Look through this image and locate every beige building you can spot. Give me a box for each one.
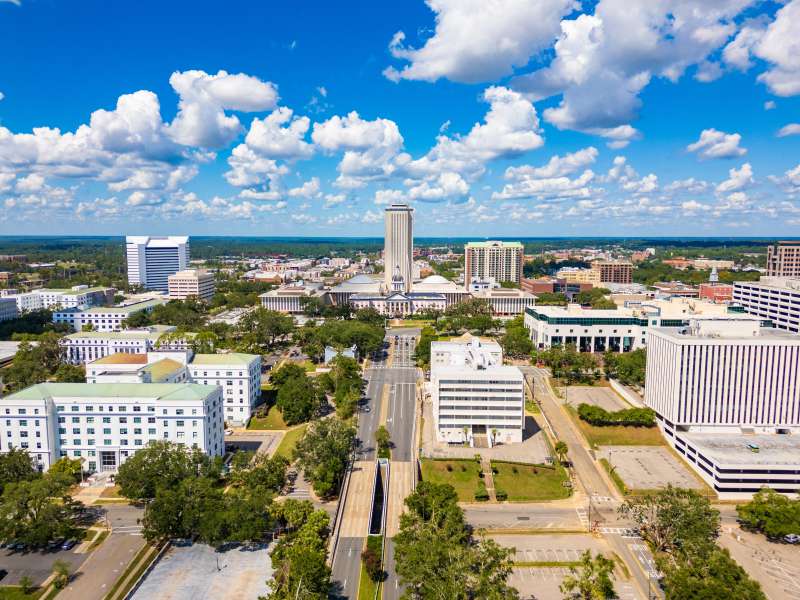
[555,267,601,285]
[766,241,800,277]
[384,204,414,293]
[168,269,215,302]
[464,241,523,289]
[591,260,633,284]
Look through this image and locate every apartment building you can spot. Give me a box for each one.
[766,240,800,277]
[430,337,524,446]
[126,236,190,291]
[590,260,633,284]
[0,382,224,472]
[52,299,166,332]
[733,277,800,333]
[1,285,115,312]
[464,241,523,289]
[187,354,261,426]
[645,317,800,497]
[0,297,17,322]
[555,267,602,285]
[168,269,215,302]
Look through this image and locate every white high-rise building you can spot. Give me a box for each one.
[126,236,190,291]
[645,316,800,497]
[0,382,224,472]
[430,336,524,446]
[733,277,800,333]
[464,241,523,289]
[384,204,413,293]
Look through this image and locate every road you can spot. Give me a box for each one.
[331,329,421,600]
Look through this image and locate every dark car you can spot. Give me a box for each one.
[9,542,26,552]
[47,539,65,551]
[61,539,77,551]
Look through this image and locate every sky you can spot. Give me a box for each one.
[0,0,799,238]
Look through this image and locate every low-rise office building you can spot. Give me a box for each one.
[1,285,115,312]
[52,299,166,332]
[733,277,800,333]
[430,337,524,446]
[472,287,536,316]
[524,297,732,353]
[0,382,224,472]
[60,325,187,364]
[168,269,215,302]
[259,282,326,314]
[645,317,800,497]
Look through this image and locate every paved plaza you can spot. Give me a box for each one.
[131,542,272,600]
[598,446,703,491]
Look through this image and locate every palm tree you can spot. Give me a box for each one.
[52,559,71,589]
[554,441,568,465]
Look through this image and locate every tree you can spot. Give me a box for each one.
[276,374,322,425]
[394,482,518,599]
[53,363,85,383]
[269,363,307,388]
[501,317,534,358]
[603,349,646,387]
[19,575,33,595]
[239,308,295,351]
[375,425,391,457]
[293,418,355,499]
[361,544,383,582]
[0,473,81,547]
[534,344,600,384]
[554,441,569,465]
[619,486,720,561]
[229,453,289,495]
[414,326,436,366]
[51,559,71,590]
[116,441,222,501]
[560,550,615,599]
[736,488,800,539]
[48,456,83,483]
[661,547,765,600]
[0,448,39,494]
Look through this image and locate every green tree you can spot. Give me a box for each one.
[560,550,615,600]
[276,374,322,425]
[534,344,600,384]
[48,456,84,483]
[53,363,85,383]
[293,418,355,499]
[554,441,569,465]
[115,441,222,501]
[501,319,534,358]
[269,362,307,388]
[239,308,295,351]
[603,349,646,387]
[736,488,800,539]
[661,547,765,600]
[51,559,71,589]
[19,575,33,595]
[375,425,391,457]
[0,448,39,494]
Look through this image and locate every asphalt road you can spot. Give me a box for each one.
[330,537,363,600]
[382,539,402,600]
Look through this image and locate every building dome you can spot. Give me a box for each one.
[420,275,449,284]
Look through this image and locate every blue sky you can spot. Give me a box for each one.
[1,0,799,237]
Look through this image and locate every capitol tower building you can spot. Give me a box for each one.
[383,204,413,294]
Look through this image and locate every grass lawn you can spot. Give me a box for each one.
[275,424,308,460]
[420,459,482,502]
[100,485,122,498]
[247,405,289,430]
[491,461,572,502]
[566,406,664,448]
[0,588,45,600]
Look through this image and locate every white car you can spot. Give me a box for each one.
[224,428,234,435]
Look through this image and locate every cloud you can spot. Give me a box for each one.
[687,128,747,159]
[167,70,278,148]
[777,124,800,138]
[362,209,382,224]
[240,108,312,160]
[504,146,597,179]
[492,169,595,201]
[407,171,469,202]
[374,189,406,205]
[764,100,776,110]
[288,177,321,198]
[716,162,753,193]
[15,173,45,193]
[753,0,800,97]
[511,1,750,139]
[384,0,577,83]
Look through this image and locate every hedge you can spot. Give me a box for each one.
[577,403,656,427]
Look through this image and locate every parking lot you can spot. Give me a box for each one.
[131,542,272,600]
[565,386,629,411]
[0,544,87,586]
[598,446,703,491]
[720,527,800,600]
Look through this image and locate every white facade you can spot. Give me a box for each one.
[126,236,190,291]
[168,269,215,302]
[733,277,800,333]
[473,288,536,316]
[53,299,166,332]
[1,286,114,312]
[645,317,800,497]
[384,204,413,293]
[60,325,186,365]
[259,282,325,314]
[0,382,224,472]
[430,337,524,446]
[0,297,17,322]
[187,354,261,426]
[350,291,446,316]
[86,352,190,384]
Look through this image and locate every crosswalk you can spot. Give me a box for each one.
[114,525,143,536]
[598,526,641,538]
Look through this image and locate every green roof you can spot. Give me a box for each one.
[65,330,160,340]
[464,241,523,248]
[4,382,216,402]
[191,353,258,365]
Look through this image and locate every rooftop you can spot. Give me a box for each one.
[93,353,148,365]
[142,358,185,380]
[465,240,523,248]
[3,382,216,402]
[191,353,259,365]
[680,432,800,467]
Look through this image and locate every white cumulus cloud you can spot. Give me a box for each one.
[687,128,747,159]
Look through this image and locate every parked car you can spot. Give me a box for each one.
[364,406,371,413]
[61,539,77,551]
[47,539,65,551]
[9,542,26,552]
[224,429,234,435]
[785,533,800,544]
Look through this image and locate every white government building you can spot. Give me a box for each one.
[645,316,800,498]
[84,351,261,426]
[126,235,190,291]
[1,285,115,312]
[430,336,524,446]
[52,299,166,332]
[0,382,224,472]
[733,277,800,333]
[60,325,189,364]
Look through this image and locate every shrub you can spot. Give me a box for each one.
[512,466,518,474]
[460,464,466,472]
[446,464,453,472]
[475,481,489,501]
[495,488,508,501]
[361,545,383,582]
[577,403,656,427]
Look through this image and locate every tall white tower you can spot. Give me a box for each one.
[126,236,190,291]
[384,204,413,293]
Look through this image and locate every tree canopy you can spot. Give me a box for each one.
[736,488,800,539]
[293,418,355,499]
[603,349,646,387]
